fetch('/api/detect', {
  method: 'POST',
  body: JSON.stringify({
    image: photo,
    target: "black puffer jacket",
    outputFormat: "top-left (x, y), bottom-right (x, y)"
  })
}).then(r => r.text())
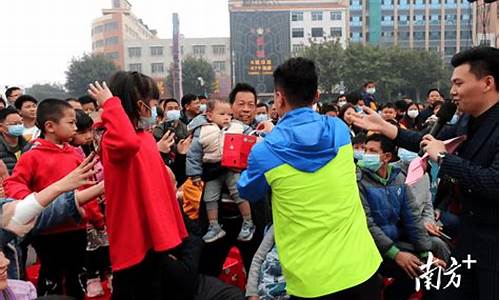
top-left (0, 136), bottom-right (28, 174)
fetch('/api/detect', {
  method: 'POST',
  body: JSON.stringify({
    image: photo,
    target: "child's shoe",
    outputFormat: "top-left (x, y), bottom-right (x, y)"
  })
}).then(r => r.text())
top-left (202, 223), bottom-right (226, 243)
top-left (237, 219), bottom-right (255, 241)
top-left (86, 278), bottom-right (104, 298)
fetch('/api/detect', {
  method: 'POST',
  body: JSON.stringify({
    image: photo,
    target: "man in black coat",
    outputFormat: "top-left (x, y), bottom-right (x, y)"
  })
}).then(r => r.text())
top-left (353, 46), bottom-right (498, 300)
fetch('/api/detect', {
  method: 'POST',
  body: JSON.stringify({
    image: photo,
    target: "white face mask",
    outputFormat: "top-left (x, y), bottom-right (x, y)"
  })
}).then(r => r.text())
top-left (338, 101), bottom-right (347, 107)
top-left (366, 87), bottom-right (376, 95)
top-left (407, 109), bottom-right (419, 119)
top-left (312, 103), bottom-right (318, 112)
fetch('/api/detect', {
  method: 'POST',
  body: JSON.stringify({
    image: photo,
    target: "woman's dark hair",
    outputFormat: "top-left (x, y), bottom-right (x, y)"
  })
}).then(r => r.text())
top-left (320, 103), bottom-right (338, 115)
top-left (108, 71), bottom-right (159, 126)
top-left (338, 103), bottom-right (356, 122)
top-left (75, 109), bottom-right (94, 132)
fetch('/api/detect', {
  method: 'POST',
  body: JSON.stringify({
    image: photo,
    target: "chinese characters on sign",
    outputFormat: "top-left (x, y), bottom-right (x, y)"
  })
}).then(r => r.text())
top-left (248, 59), bottom-right (273, 75)
top-left (415, 253), bottom-right (477, 291)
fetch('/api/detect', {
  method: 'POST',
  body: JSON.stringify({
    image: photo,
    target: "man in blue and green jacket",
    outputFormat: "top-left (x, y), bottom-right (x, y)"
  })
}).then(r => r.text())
top-left (238, 57), bottom-right (382, 299)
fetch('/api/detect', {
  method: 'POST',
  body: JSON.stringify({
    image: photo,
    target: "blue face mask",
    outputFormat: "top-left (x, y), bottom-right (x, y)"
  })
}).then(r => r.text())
top-left (166, 109), bottom-right (181, 121)
top-left (199, 104), bottom-right (207, 113)
top-left (7, 124), bottom-right (25, 137)
top-left (255, 113), bottom-right (269, 123)
top-left (449, 114), bottom-right (459, 125)
top-left (353, 149), bottom-right (364, 161)
top-left (361, 153), bottom-right (382, 172)
top-left (398, 148), bottom-right (418, 163)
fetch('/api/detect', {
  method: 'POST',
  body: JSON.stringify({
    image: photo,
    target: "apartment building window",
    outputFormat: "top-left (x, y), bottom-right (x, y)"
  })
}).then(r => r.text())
top-left (445, 46), bottom-right (456, 55)
top-left (311, 11), bottom-right (323, 21)
top-left (382, 15), bottom-right (393, 25)
top-left (431, 0), bottom-right (440, 6)
top-left (212, 45), bottom-right (226, 55)
top-left (193, 45), bottom-right (206, 55)
top-left (330, 27), bottom-right (342, 37)
top-left (129, 64), bottom-right (142, 72)
top-left (92, 25), bottom-right (104, 35)
top-left (105, 36), bottom-right (119, 46)
top-left (104, 22), bottom-right (118, 32)
top-left (445, 31), bottom-right (456, 39)
top-left (292, 11), bottom-right (304, 21)
top-left (399, 15), bottom-right (408, 25)
top-left (382, 0), bottom-right (392, 8)
top-left (330, 11), bottom-right (342, 21)
top-left (430, 31), bottom-right (440, 39)
top-left (414, 0), bottom-right (424, 5)
top-left (399, 0), bottom-right (409, 8)
top-left (151, 63), bottom-right (164, 73)
top-left (292, 28), bottom-right (304, 38)
top-left (311, 27), bottom-right (324, 38)
top-left (128, 47), bottom-right (141, 57)
top-left (430, 14), bottom-right (440, 24)
top-left (292, 44), bottom-right (305, 53)
top-left (212, 61), bottom-right (226, 73)
top-left (414, 31), bottom-right (425, 39)
top-left (94, 40), bottom-right (104, 48)
top-left (150, 46), bottom-right (164, 56)
top-left (105, 52), bottom-right (119, 60)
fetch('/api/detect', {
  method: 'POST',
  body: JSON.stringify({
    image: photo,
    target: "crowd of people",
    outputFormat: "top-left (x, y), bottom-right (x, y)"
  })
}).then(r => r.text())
top-left (0, 45), bottom-right (497, 300)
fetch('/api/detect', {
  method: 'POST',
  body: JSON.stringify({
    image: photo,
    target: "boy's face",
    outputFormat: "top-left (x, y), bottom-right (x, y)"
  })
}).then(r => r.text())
top-left (73, 128), bottom-right (94, 146)
top-left (382, 108), bottom-right (397, 121)
top-left (82, 103), bottom-right (96, 114)
top-left (51, 108), bottom-right (77, 142)
top-left (207, 102), bottom-right (232, 128)
top-left (353, 143), bottom-right (365, 151)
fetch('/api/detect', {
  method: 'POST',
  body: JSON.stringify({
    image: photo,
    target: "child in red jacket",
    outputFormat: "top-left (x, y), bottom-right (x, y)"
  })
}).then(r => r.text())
top-left (88, 72), bottom-right (187, 298)
top-left (4, 99), bottom-right (89, 299)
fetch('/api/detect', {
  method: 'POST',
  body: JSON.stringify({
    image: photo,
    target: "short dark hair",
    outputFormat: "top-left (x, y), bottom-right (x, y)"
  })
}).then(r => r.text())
top-left (394, 100), bottom-right (409, 111)
top-left (366, 133), bottom-right (396, 154)
top-left (273, 57), bottom-right (318, 107)
top-left (36, 99), bottom-right (74, 133)
top-left (5, 87), bottom-right (21, 98)
top-left (320, 103), bottom-right (338, 114)
top-left (74, 109), bottom-right (94, 132)
top-left (352, 133), bottom-right (367, 145)
top-left (181, 94), bottom-right (198, 110)
top-left (0, 97), bottom-right (6, 107)
top-left (451, 46), bottom-right (499, 91)
top-left (381, 102), bottom-right (396, 111)
top-left (426, 88), bottom-right (443, 98)
top-left (0, 107), bottom-right (20, 123)
top-left (78, 95), bottom-right (98, 108)
top-left (198, 95), bottom-right (207, 100)
top-left (165, 98), bottom-right (178, 105)
top-left (363, 81), bottom-right (376, 88)
top-left (345, 91), bottom-right (363, 105)
top-left (229, 83), bottom-right (257, 105)
top-left (256, 102), bottom-right (268, 111)
top-left (14, 95), bottom-right (38, 110)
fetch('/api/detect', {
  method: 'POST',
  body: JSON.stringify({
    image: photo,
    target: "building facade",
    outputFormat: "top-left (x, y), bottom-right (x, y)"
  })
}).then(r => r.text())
top-left (349, 0), bottom-right (474, 59)
top-left (229, 0), bottom-right (349, 95)
top-left (473, 0), bottom-right (499, 47)
top-left (123, 37), bottom-right (232, 97)
top-left (91, 0), bottom-right (158, 69)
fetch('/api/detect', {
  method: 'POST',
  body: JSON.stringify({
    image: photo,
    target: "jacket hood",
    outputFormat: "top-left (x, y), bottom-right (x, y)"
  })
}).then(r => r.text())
top-left (264, 107), bottom-right (350, 173)
top-left (30, 138), bottom-right (76, 154)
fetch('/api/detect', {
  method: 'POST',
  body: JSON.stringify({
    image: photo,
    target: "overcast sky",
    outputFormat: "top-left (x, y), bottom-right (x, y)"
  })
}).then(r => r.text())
top-left (0, 0), bottom-right (229, 90)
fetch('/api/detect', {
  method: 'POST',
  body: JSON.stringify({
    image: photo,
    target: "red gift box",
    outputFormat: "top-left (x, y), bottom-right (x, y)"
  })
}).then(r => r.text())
top-left (221, 133), bottom-right (256, 169)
